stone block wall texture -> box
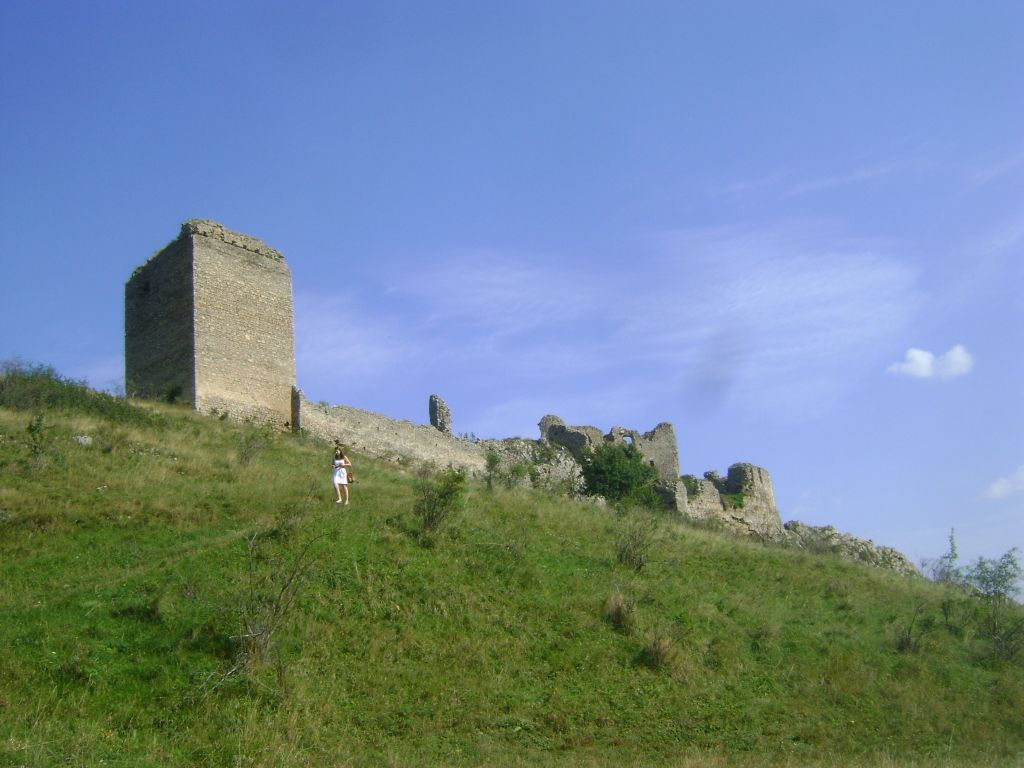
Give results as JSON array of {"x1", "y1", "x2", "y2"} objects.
[
  {"x1": 125, "y1": 236, "x2": 195, "y2": 404},
  {"x1": 126, "y1": 220, "x2": 295, "y2": 425},
  {"x1": 681, "y1": 478, "x2": 726, "y2": 520}
]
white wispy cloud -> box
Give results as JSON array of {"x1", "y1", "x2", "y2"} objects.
[
  {"x1": 615, "y1": 226, "x2": 921, "y2": 419},
  {"x1": 294, "y1": 291, "x2": 416, "y2": 400},
  {"x1": 294, "y1": 222, "x2": 924, "y2": 431},
  {"x1": 985, "y1": 466, "x2": 1024, "y2": 500},
  {"x1": 970, "y1": 150, "x2": 1024, "y2": 186},
  {"x1": 786, "y1": 163, "x2": 898, "y2": 197},
  {"x1": 385, "y1": 253, "x2": 597, "y2": 339},
  {"x1": 887, "y1": 344, "x2": 973, "y2": 379},
  {"x1": 718, "y1": 161, "x2": 900, "y2": 201}
]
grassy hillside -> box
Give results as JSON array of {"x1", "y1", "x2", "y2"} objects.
[{"x1": 1, "y1": 367, "x2": 1022, "y2": 767}]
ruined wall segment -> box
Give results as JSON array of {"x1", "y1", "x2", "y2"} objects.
[
  {"x1": 608, "y1": 423, "x2": 680, "y2": 483},
  {"x1": 724, "y1": 463, "x2": 780, "y2": 537},
  {"x1": 294, "y1": 390, "x2": 487, "y2": 473},
  {"x1": 125, "y1": 219, "x2": 295, "y2": 425},
  {"x1": 429, "y1": 394, "x2": 452, "y2": 435},
  {"x1": 679, "y1": 463, "x2": 783, "y2": 538},
  {"x1": 680, "y1": 477, "x2": 726, "y2": 520}
]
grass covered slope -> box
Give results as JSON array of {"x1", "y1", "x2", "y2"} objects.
[{"x1": 1, "y1": 368, "x2": 1022, "y2": 767}]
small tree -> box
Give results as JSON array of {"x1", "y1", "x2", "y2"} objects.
[
  {"x1": 963, "y1": 548, "x2": 1023, "y2": 659},
  {"x1": 924, "y1": 529, "x2": 963, "y2": 584},
  {"x1": 581, "y1": 442, "x2": 662, "y2": 508},
  {"x1": 925, "y1": 531, "x2": 1024, "y2": 659},
  {"x1": 413, "y1": 466, "x2": 467, "y2": 544},
  {"x1": 485, "y1": 448, "x2": 501, "y2": 491}
]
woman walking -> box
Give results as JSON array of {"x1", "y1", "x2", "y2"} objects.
[{"x1": 332, "y1": 442, "x2": 352, "y2": 505}]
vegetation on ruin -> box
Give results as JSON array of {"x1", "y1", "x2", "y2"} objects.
[
  {"x1": 581, "y1": 441, "x2": 664, "y2": 509},
  {"x1": 1, "y1": 363, "x2": 1023, "y2": 767}
]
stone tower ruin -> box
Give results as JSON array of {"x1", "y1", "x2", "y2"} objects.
[{"x1": 125, "y1": 219, "x2": 296, "y2": 425}]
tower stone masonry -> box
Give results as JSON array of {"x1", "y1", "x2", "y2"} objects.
[{"x1": 125, "y1": 219, "x2": 296, "y2": 425}]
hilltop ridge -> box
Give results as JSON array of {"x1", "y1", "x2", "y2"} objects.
[{"x1": 0, "y1": 365, "x2": 1021, "y2": 766}]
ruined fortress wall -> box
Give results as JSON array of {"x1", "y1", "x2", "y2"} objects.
[
  {"x1": 723, "y1": 463, "x2": 781, "y2": 537},
  {"x1": 125, "y1": 237, "x2": 196, "y2": 403},
  {"x1": 680, "y1": 478, "x2": 725, "y2": 520},
  {"x1": 609, "y1": 423, "x2": 680, "y2": 483},
  {"x1": 293, "y1": 391, "x2": 488, "y2": 473},
  {"x1": 125, "y1": 220, "x2": 295, "y2": 425},
  {"x1": 189, "y1": 221, "x2": 295, "y2": 425}
]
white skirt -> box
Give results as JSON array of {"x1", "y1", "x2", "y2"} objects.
[{"x1": 333, "y1": 467, "x2": 348, "y2": 485}]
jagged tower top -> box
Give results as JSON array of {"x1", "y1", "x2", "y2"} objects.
[{"x1": 179, "y1": 219, "x2": 285, "y2": 262}]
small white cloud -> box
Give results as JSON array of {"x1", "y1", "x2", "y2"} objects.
[
  {"x1": 887, "y1": 344, "x2": 973, "y2": 379},
  {"x1": 986, "y1": 466, "x2": 1024, "y2": 500},
  {"x1": 888, "y1": 348, "x2": 935, "y2": 378},
  {"x1": 936, "y1": 344, "x2": 974, "y2": 377}
]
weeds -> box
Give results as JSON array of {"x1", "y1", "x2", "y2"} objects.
[
  {"x1": 201, "y1": 528, "x2": 321, "y2": 699},
  {"x1": 604, "y1": 591, "x2": 635, "y2": 634},
  {"x1": 890, "y1": 601, "x2": 932, "y2": 653},
  {"x1": 238, "y1": 424, "x2": 275, "y2": 466},
  {"x1": 615, "y1": 515, "x2": 656, "y2": 572},
  {"x1": 638, "y1": 628, "x2": 678, "y2": 670}
]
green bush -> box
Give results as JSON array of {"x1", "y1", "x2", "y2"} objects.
[
  {"x1": 413, "y1": 465, "x2": 467, "y2": 544},
  {"x1": 681, "y1": 474, "x2": 700, "y2": 497},
  {"x1": 484, "y1": 448, "x2": 501, "y2": 490},
  {"x1": 504, "y1": 462, "x2": 531, "y2": 489},
  {"x1": 581, "y1": 442, "x2": 662, "y2": 508},
  {"x1": 926, "y1": 530, "x2": 1024, "y2": 660},
  {"x1": 963, "y1": 548, "x2": 1023, "y2": 659},
  {"x1": 1, "y1": 359, "x2": 165, "y2": 428}
]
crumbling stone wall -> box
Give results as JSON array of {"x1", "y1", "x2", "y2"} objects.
[
  {"x1": 680, "y1": 477, "x2": 725, "y2": 520},
  {"x1": 539, "y1": 417, "x2": 681, "y2": 485},
  {"x1": 293, "y1": 390, "x2": 488, "y2": 472},
  {"x1": 538, "y1": 415, "x2": 604, "y2": 460},
  {"x1": 679, "y1": 464, "x2": 783, "y2": 538},
  {"x1": 126, "y1": 220, "x2": 295, "y2": 425}
]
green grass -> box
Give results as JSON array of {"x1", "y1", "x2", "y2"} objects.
[{"x1": 0, "y1": 372, "x2": 1022, "y2": 766}]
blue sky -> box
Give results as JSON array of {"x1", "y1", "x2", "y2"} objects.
[{"x1": 1, "y1": 1, "x2": 1021, "y2": 571}]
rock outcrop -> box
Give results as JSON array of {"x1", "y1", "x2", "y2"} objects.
[{"x1": 782, "y1": 521, "x2": 919, "y2": 576}]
